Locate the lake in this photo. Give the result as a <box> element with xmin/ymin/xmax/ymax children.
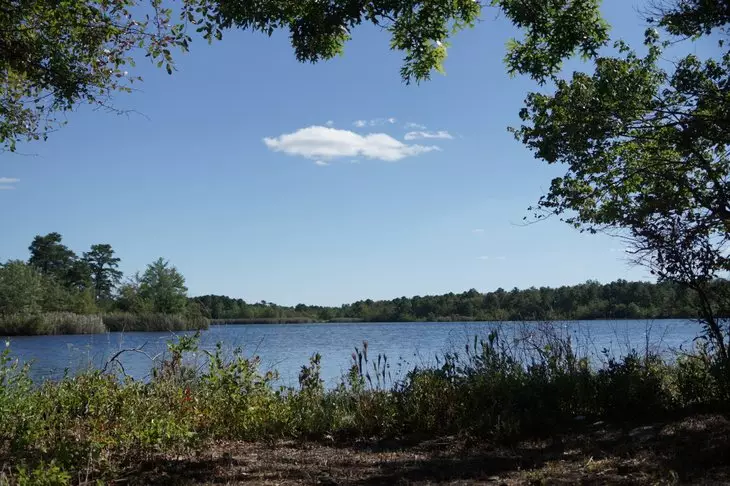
<box><xmin>2</xmin><ymin>319</ymin><xmax>702</xmax><ymax>387</ymax></box>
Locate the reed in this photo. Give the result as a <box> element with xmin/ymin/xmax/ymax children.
<box><xmin>103</xmin><ymin>312</ymin><xmax>210</xmax><ymax>332</ymax></box>
<box><xmin>0</xmin><ymin>312</ymin><xmax>106</xmax><ymax>335</ymax></box>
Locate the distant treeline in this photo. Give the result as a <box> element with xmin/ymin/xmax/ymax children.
<box><xmin>193</xmin><ymin>279</ymin><xmax>730</xmax><ymax>323</ymax></box>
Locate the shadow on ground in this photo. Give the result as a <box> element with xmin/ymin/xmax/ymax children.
<box><xmin>125</xmin><ymin>413</ymin><xmax>730</xmax><ymax>485</ymax></box>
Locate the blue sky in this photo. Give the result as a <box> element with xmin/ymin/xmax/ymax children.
<box><xmin>0</xmin><ymin>2</ymin><xmax>719</xmax><ymax>306</ymax></box>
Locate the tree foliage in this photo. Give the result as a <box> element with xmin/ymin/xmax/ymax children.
<box><xmin>139</xmin><ymin>258</ymin><xmax>189</xmax><ymax>314</ymax></box>
<box><xmin>192</xmin><ymin>279</ymin><xmax>729</xmax><ymax>322</ymax></box>
<box><xmin>84</xmin><ymin>244</ymin><xmax>123</xmax><ymax>302</ymax></box>
<box><xmin>28</xmin><ymin>232</ymin><xmax>76</xmax><ymax>281</ymax></box>
<box><xmin>0</xmin><ymin>260</ymin><xmax>44</xmax><ymax>316</ymax></box>
<box><xmin>1</xmin><ymin>0</ymin><xmax>610</xmax><ymax>150</ymax></box>
<box><xmin>0</xmin><ymin>0</ymin><xmax>192</xmax><ymax>151</ymax></box>
<box><xmin>0</xmin><ymin>234</ymin><xmax>198</xmax><ymax>326</ymax></box>
<box><xmin>510</xmin><ymin>1</ymin><xmax>729</xmax><ymax>356</ymax></box>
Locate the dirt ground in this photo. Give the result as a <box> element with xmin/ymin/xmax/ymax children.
<box><xmin>124</xmin><ymin>413</ymin><xmax>730</xmax><ymax>485</ymax></box>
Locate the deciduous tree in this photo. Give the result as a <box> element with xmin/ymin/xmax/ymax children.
<box><xmin>511</xmin><ymin>1</ymin><xmax>729</xmax><ymax>356</ymax></box>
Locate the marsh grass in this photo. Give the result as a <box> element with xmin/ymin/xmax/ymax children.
<box><xmin>0</xmin><ymin>312</ymin><xmax>106</xmax><ymax>336</ymax></box>
<box><xmin>0</xmin><ymin>312</ymin><xmax>209</xmax><ymax>336</ymax></box>
<box><xmin>0</xmin><ymin>326</ymin><xmax>727</xmax><ymax>484</ymax></box>
<box><xmin>103</xmin><ymin>312</ymin><xmax>209</xmax><ymax>332</ymax></box>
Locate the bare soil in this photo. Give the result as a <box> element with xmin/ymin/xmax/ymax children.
<box><xmin>123</xmin><ymin>413</ymin><xmax>730</xmax><ymax>485</ymax></box>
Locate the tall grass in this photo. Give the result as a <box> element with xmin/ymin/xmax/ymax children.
<box><xmin>0</xmin><ymin>328</ymin><xmax>727</xmax><ymax>483</ymax></box>
<box><xmin>211</xmin><ymin>317</ymin><xmax>364</xmax><ymax>324</ymax></box>
<box><xmin>0</xmin><ymin>312</ymin><xmax>106</xmax><ymax>336</ymax></box>
<box><xmin>103</xmin><ymin>312</ymin><xmax>209</xmax><ymax>332</ymax></box>
<box><xmin>0</xmin><ymin>312</ymin><xmax>209</xmax><ymax>336</ymax></box>
<box><xmin>212</xmin><ymin>317</ymin><xmax>317</xmax><ymax>324</ymax></box>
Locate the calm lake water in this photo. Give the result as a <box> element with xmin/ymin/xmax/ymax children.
<box><xmin>2</xmin><ymin>320</ymin><xmax>701</xmax><ymax>387</ymax></box>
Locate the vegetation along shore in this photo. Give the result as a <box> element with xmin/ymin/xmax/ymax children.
<box><xmin>0</xmin><ymin>328</ymin><xmax>728</xmax><ymax>484</ymax></box>
<box><xmin>4</xmin><ymin>232</ymin><xmax>729</xmax><ymax>336</ymax></box>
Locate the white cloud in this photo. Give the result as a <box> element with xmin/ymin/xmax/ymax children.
<box><xmin>477</xmin><ymin>256</ymin><xmax>490</xmax><ymax>260</ymax></box>
<box><xmin>405</xmin><ymin>122</ymin><xmax>427</xmax><ymax>130</ymax></box>
<box><xmin>325</xmin><ymin>120</ymin><xmax>334</xmax><ymax>127</ymax></box>
<box><xmin>314</xmin><ymin>160</ymin><xmax>329</xmax><ymax>166</ymax></box>
<box><xmin>0</xmin><ymin>177</ymin><xmax>19</xmax><ymax>190</ymax></box>
<box><xmin>478</xmin><ymin>255</ymin><xmax>506</xmax><ymax>261</ymax></box>
<box><xmin>353</xmin><ymin>118</ymin><xmax>397</xmax><ymax>128</ymax></box>
<box><xmin>264</xmin><ymin>126</ymin><xmax>440</xmax><ymax>163</ymax></box>
<box><xmin>404</xmin><ymin>130</ymin><xmax>453</xmax><ymax>141</ymax></box>
<box><xmin>472</xmin><ymin>229</ymin><xmax>484</xmax><ymax>233</ymax></box>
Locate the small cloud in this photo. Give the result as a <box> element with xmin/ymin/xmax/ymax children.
<box><xmin>314</xmin><ymin>160</ymin><xmax>329</xmax><ymax>166</ymax></box>
<box><xmin>264</xmin><ymin>126</ymin><xmax>440</xmax><ymax>163</ymax></box>
<box><xmin>0</xmin><ymin>177</ymin><xmax>19</xmax><ymax>190</ymax></box>
<box><xmin>478</xmin><ymin>255</ymin><xmax>506</xmax><ymax>261</ymax></box>
<box><xmin>472</xmin><ymin>229</ymin><xmax>484</xmax><ymax>233</ymax></box>
<box><xmin>477</xmin><ymin>256</ymin><xmax>489</xmax><ymax>260</ymax></box>
<box><xmin>404</xmin><ymin>130</ymin><xmax>454</xmax><ymax>141</ymax></box>
<box><xmin>353</xmin><ymin>118</ymin><xmax>397</xmax><ymax>128</ymax></box>
<box><xmin>325</xmin><ymin>120</ymin><xmax>334</xmax><ymax>127</ymax></box>
<box><xmin>405</xmin><ymin>122</ymin><xmax>427</xmax><ymax>130</ymax></box>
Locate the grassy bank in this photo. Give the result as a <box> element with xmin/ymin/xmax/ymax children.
<box><xmin>0</xmin><ymin>329</ymin><xmax>727</xmax><ymax>484</ymax></box>
<box><xmin>0</xmin><ymin>312</ymin><xmax>209</xmax><ymax>336</ymax></box>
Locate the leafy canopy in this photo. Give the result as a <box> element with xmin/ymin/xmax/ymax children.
<box><xmin>28</xmin><ymin>233</ymin><xmax>76</xmax><ymax>280</ymax></box>
<box><xmin>1</xmin><ymin>0</ymin><xmax>608</xmax><ymax>150</ymax></box>
<box><xmin>510</xmin><ymin>0</ymin><xmax>729</xmax><ymax>355</ymax></box>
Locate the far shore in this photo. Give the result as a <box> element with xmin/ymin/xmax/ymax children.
<box><xmin>210</xmin><ymin>316</ymin><xmax>701</xmax><ymax>325</ymax></box>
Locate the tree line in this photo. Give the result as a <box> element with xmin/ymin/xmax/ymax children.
<box><xmin>4</xmin><ymin>233</ymin><xmax>727</xmax><ymax>332</ymax></box>
<box><xmin>0</xmin><ymin>233</ymin><xmax>203</xmax><ymax>334</ymax></box>
<box><xmin>192</xmin><ymin>279</ymin><xmax>730</xmax><ymax>324</ymax></box>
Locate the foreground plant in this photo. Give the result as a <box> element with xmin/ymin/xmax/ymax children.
<box><xmin>0</xmin><ymin>329</ymin><xmax>727</xmax><ymax>484</ymax></box>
